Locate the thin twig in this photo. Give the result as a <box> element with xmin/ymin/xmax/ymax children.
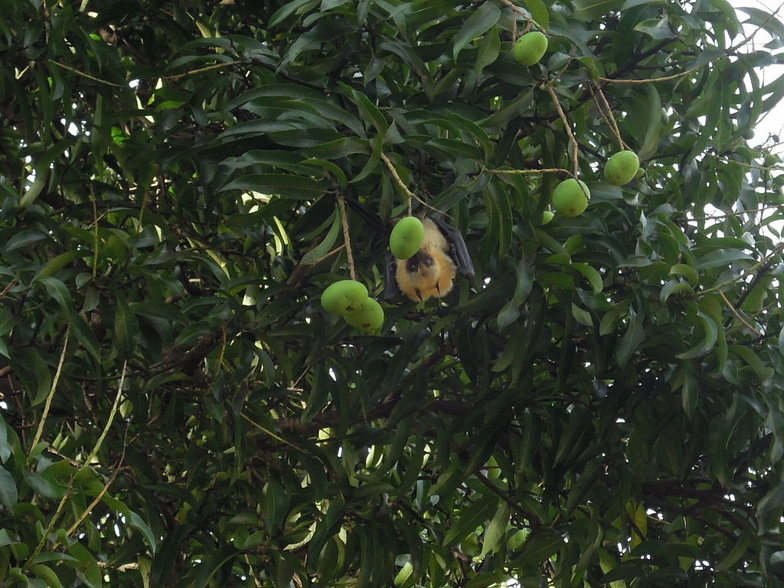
<box><xmin>15</xmin><ymin>64</ymin><xmax>31</xmax><ymax>81</ymax></box>
<box><xmin>31</xmin><ymin>327</ymin><xmax>70</xmax><ymax>450</ymax></box>
<box><xmin>486</xmin><ymin>167</ymin><xmax>571</xmax><ymax>176</ymax></box>
<box><xmin>0</xmin><ymin>279</ymin><xmax>17</xmax><ymax>299</ymax></box>
<box><xmin>599</xmin><ymin>67</ymin><xmax>698</xmax><ymax>84</ymax></box>
<box><xmin>719</xmin><ymin>290</ymin><xmax>763</xmax><ymax>337</ymax></box>
<box><xmin>84</xmin><ymin>360</ymin><xmax>127</xmax><ymax>466</ymax></box>
<box><xmin>305</xmin><ymin>245</ymin><xmax>346</xmax><ymax>267</ymax></box>
<box><xmin>26</xmin><ymin>490</ymin><xmax>72</xmax><ymax>569</ymax></box>
<box><xmin>379</xmin><ymin>152</ymin><xmax>443</xmax><ymax>215</ymax></box>
<box><xmin>722</xmin><ymin>159</ymin><xmax>784</xmax><ymax>173</ymax></box>
<box><xmin>591</xmin><ymin>84</ymin><xmax>626</xmax><ymax>150</ymax></box>
<box><xmin>689</xmin><ymin>205</ymin><xmax>781</xmax><ymax>222</ymax></box>
<box><xmin>67</xmin><ymin>436</ymin><xmax>127</xmax><ymax>537</ymax></box>
<box><xmin>495</xmin><ymin>0</ymin><xmax>544</xmax><ymax>31</ymax></box>
<box><xmin>241</xmin><ymin>412</ymin><xmax>304</xmax><ymax>451</ymax></box>
<box><xmin>48</xmin><ymin>60</ymin><xmax>124</xmax><ymax>87</ymax></box>
<box><xmin>160</xmin><ymin>61</ymin><xmax>237</xmax><ymax>81</ymax></box>
<box><xmin>699</xmin><ymin>242</ymin><xmax>784</xmax><ymax>296</ymax></box>
<box><xmin>727</xmin><ymin>3</ymin><xmax>784</xmax><ymax>53</ymax></box>
<box><xmin>380</xmin><ymin>152</ymin><xmax>416</xmax><ymax>201</ymax></box>
<box><xmin>599</xmin><ymin>3</ymin><xmax>781</xmax><ymax>87</ymax></box>
<box><xmin>544</xmin><ymin>84</ymin><xmax>580</xmax><ymax>176</ymax></box>
<box><xmin>92</xmin><ymin>199</ymin><xmax>100</xmax><ymax>278</ymax></box>
<box><xmin>290</xmin><ymin>366</ymin><xmax>311</xmax><ymax>392</ymax></box>
<box><xmin>336</xmin><ymin>195</ymin><xmax>356</xmax><ymax>280</ymax></box>
<box><xmin>97</xmin><ymin>562</ymin><xmax>140</xmax><ymax>572</ymax></box>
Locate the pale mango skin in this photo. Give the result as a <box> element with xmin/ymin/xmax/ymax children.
<box><xmin>321</xmin><ymin>280</ymin><xmax>368</xmax><ymax>315</ymax></box>
<box><xmin>552</xmin><ymin>179</ymin><xmax>590</xmax><ymax>217</ymax></box>
<box><xmin>604</xmin><ymin>151</ymin><xmax>640</xmax><ymax>186</ymax></box>
<box><xmin>390</xmin><ymin>216</ymin><xmax>425</xmax><ymax>260</ymax></box>
<box><xmin>344</xmin><ymin>298</ymin><xmax>384</xmax><ymax>334</ymax></box>
<box><xmin>513</xmin><ymin>31</ymin><xmax>548</xmax><ymax>66</ymax></box>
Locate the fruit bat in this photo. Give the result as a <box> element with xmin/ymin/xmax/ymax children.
<box><xmin>385</xmin><ymin>216</ymin><xmax>474</xmax><ymax>302</ymax></box>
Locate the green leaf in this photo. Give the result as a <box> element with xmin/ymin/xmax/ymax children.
<box><xmin>191</xmin><ymin>546</ymin><xmax>238</xmax><ymax>588</ymax></box>
<box><xmin>37</xmin><ymin>276</ymin><xmax>72</xmax><ymax>313</ymax></box>
<box><xmin>571</xmin><ymin>303</ymin><xmax>594</xmax><ymax>328</ymax></box>
<box><xmin>634</xmin><ymin>17</ymin><xmax>677</xmax><ymax>40</ymax></box>
<box><xmin>220</xmin><ymin>174</ymin><xmax>327</xmax><ymax>198</ymax></box>
<box><xmin>37</xmin><ymin>251</ymin><xmax>81</xmax><ymax>279</ymax></box>
<box><xmin>69</xmin><ymin>312</ymin><xmax>101</xmax><ymax>364</ymax></box>
<box><xmin>127</xmin><ymin>510</ymin><xmax>159</xmax><ymax>555</ymax></box>
<box><xmin>600</xmin><ymin>564</ymin><xmax>646</xmax><ymax>582</ymax></box>
<box><xmin>0</xmin><ymin>413</ymin><xmax>11</xmax><ymax>463</ymax></box>
<box><xmin>756</xmin><ymin>471</ymin><xmax>784</xmax><ymax>534</ymax></box>
<box><xmin>574</xmin><ymin>0</ymin><xmax>623</xmax><ymax>20</ymax></box>
<box><xmin>615</xmin><ymin>309</ymin><xmax>646</xmax><ymax>368</ymax></box>
<box><xmin>497</xmin><ymin>258</ymin><xmax>534</xmax><ymax>328</ymax></box>
<box><xmin>571</xmin><ymin>262</ymin><xmax>603</xmax><ymax>294</ymax></box>
<box><xmin>0</xmin><ymin>528</ymin><xmax>21</xmax><ymax>548</ymax></box>
<box><xmin>676</xmin><ymin>311</ymin><xmax>718</xmax><ymax>359</ymax></box>
<box><xmin>679</xmin><ymin>363</ymin><xmax>699</xmax><ymax>417</ymax></box>
<box><xmin>114</xmin><ymin>294</ymin><xmax>140</xmax><ymax>359</ymax></box>
<box><xmin>67</xmin><ymin>542</ymin><xmax>102</xmax><ymax>588</ymax></box>
<box><xmin>474</xmin><ymin>25</ymin><xmax>501</xmax><ymax>75</ymax></box>
<box><xmin>525</xmin><ymin>0</ymin><xmax>550</xmax><ymax>28</ymax></box>
<box><xmin>639</xmin><ymin>84</ymin><xmax>663</xmax><ymax>160</ymax></box>
<box><xmin>4</xmin><ymin>230</ymin><xmax>48</xmax><ymax>251</ymax></box>
<box><xmin>24</xmin><ymin>471</ymin><xmax>66</xmax><ymax>499</ymax></box>
<box><xmin>660</xmin><ymin>279</ymin><xmax>693</xmax><ymax>303</ymax></box>
<box><xmin>300</xmin><ymin>210</ymin><xmax>341</xmax><ymax>265</ymax></box>
<box><xmin>696</xmin><ymin>249</ymin><xmax>754</xmax><ymax>269</ymax></box>
<box><xmin>29</xmin><ymin>564</ymin><xmax>64</xmax><ymax>588</ymax></box>
<box><xmin>478</xmin><ymin>502</ymin><xmax>510</xmax><ymax>558</ymax></box>
<box><xmin>443</xmin><ymin>495</ymin><xmax>498</xmax><ymax>546</ymax></box>
<box><xmin>669</xmin><ymin>263</ymin><xmax>699</xmax><ymax>285</ymax></box>
<box><xmin>729</xmin><ymin>345</ymin><xmax>774</xmax><ymax>380</ymax></box>
<box><xmin>270</xmin><ymin>0</ymin><xmax>317</xmax><ymax>25</ymax></box>
<box><xmin>513</xmin><ymin>532</ymin><xmax>564</xmax><ymax>563</ymax></box>
<box><xmin>21</xmin><ymin>348</ymin><xmax>52</xmax><ymax>406</ymax></box>
<box><xmin>554</xmin><ymin>404</ymin><xmax>593</xmax><ymax>466</ymax></box>
<box><xmin>452</xmin><ymin>3</ymin><xmax>501</xmax><ymax>61</ymax></box>
<box><xmin>345</xmin><ymin>86</ymin><xmax>388</xmax><ymax>135</ymax></box>
<box><xmin>717</xmin><ymin>528</ymin><xmax>751</xmax><ymax>571</ymax></box>
<box><xmin>738</xmin><ymin>7</ymin><xmax>784</xmax><ymax>42</ymax></box>
<box><xmin>708</xmin><ymin>0</ymin><xmax>741</xmax><ymax>37</ymax></box>
<box><xmin>0</xmin><ymin>466</ymin><xmax>18</xmax><ymax>510</ymax></box>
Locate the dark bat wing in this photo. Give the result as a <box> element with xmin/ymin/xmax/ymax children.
<box><xmin>429</xmin><ymin>216</ymin><xmax>475</xmax><ymax>278</ymax></box>
<box><xmin>384</xmin><ymin>252</ymin><xmax>403</xmax><ymax>300</ymax></box>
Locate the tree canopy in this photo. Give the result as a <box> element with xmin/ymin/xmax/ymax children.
<box><xmin>2</xmin><ymin>0</ymin><xmax>784</xmax><ymax>586</ymax></box>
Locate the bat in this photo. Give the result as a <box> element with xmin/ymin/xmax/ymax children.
<box><xmin>385</xmin><ymin>216</ymin><xmax>474</xmax><ymax>302</ymax></box>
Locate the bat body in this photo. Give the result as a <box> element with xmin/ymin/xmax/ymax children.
<box><xmin>386</xmin><ymin>216</ymin><xmax>474</xmax><ymax>302</ymax></box>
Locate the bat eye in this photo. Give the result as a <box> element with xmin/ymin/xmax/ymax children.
<box><xmin>422</xmin><ymin>255</ymin><xmax>434</xmax><ymax>267</ymax></box>
<box><xmin>406</xmin><ymin>259</ymin><xmax>418</xmax><ymax>272</ymax></box>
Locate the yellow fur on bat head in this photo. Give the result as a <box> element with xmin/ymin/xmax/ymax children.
<box><xmin>395</xmin><ymin>217</ymin><xmax>457</xmax><ymax>302</ymax></box>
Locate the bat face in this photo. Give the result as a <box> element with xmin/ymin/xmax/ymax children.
<box><xmin>393</xmin><ymin>217</ymin><xmax>461</xmax><ymax>302</ymax></box>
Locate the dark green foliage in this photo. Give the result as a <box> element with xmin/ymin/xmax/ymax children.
<box><xmin>1</xmin><ymin>0</ymin><xmax>784</xmax><ymax>586</ymax></box>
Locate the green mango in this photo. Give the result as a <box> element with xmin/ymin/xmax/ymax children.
<box><xmin>321</xmin><ymin>280</ymin><xmax>368</xmax><ymax>315</ymax></box>
<box><xmin>390</xmin><ymin>216</ymin><xmax>425</xmax><ymax>259</ymax></box>
<box><xmin>552</xmin><ymin>179</ymin><xmax>590</xmax><ymax>217</ymax></box>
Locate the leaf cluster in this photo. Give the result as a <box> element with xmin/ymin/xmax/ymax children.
<box><xmin>1</xmin><ymin>0</ymin><xmax>784</xmax><ymax>586</ymax></box>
